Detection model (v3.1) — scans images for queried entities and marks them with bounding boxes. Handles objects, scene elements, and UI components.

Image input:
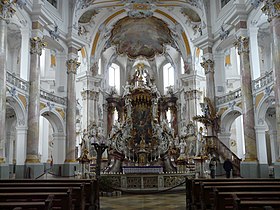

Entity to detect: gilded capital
[200,59,214,74]
[30,37,47,56]
[234,36,250,55]
[261,0,280,22]
[66,58,80,74]
[0,1,16,20]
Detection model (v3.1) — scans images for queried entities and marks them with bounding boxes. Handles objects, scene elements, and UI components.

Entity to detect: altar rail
[100,173,192,192]
[122,166,163,174]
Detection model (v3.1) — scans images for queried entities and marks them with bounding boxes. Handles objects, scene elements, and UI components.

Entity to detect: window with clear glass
[221,0,230,8]
[47,0,57,8]
[108,63,120,94]
[180,57,185,74]
[163,63,174,94]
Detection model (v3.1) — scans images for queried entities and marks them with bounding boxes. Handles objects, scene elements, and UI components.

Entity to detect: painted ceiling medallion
[109,16,173,59]
[123,0,158,18]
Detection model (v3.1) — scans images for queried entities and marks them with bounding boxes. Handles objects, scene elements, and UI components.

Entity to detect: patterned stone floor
[100,192,186,210]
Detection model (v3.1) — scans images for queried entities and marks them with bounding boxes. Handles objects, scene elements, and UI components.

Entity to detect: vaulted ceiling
[74,0,206,68]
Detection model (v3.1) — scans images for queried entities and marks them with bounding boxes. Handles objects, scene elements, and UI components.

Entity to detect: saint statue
[196,127,204,156]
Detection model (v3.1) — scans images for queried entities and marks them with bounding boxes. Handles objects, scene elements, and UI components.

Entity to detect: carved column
[65,59,80,162]
[261,1,280,161]
[200,59,215,106]
[0,19,7,163]
[234,36,258,161]
[25,37,46,163]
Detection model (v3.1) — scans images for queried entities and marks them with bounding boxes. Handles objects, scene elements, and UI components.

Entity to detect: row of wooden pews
[186,178,280,210]
[0,179,97,210]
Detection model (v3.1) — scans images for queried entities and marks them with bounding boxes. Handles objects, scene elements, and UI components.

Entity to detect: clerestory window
[163,63,174,94]
[108,63,120,94]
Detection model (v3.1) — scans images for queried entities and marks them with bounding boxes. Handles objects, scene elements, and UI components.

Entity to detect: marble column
[201,59,215,106]
[261,1,280,161]
[234,36,258,162]
[81,90,95,129]
[0,19,7,164]
[65,59,80,163]
[25,37,46,163]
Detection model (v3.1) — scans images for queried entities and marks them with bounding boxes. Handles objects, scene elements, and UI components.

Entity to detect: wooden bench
[0,179,95,208]
[232,194,280,210]
[214,190,280,209]
[0,194,54,210]
[0,186,84,210]
[201,185,280,210]
[187,178,280,209]
[0,190,72,210]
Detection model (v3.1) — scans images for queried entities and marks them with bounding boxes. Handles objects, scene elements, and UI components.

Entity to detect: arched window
[163,63,174,94]
[108,63,120,94]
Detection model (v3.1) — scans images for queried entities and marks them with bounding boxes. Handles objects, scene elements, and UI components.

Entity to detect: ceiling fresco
[109,16,173,59]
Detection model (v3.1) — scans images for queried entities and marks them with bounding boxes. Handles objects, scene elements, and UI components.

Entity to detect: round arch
[220,107,242,133]
[6,95,26,127]
[40,108,65,135]
[255,94,275,129]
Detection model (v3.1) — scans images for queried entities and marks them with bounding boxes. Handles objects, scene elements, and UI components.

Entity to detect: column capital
[66,58,80,74]
[234,36,250,55]
[81,89,99,100]
[200,59,214,74]
[261,0,280,22]
[30,37,46,56]
[0,1,16,20]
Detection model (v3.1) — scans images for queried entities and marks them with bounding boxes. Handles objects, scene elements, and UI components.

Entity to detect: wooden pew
[232,194,280,210]
[0,190,72,210]
[201,185,280,210]
[0,186,84,210]
[0,194,54,210]
[0,179,95,208]
[187,178,280,209]
[214,189,280,210]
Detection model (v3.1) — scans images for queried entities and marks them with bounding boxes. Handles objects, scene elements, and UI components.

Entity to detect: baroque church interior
[1,0,280,208]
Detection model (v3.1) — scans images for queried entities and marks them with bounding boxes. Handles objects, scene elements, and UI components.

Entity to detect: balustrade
[253,70,273,91]
[216,88,242,105]
[6,71,66,106]
[6,71,29,91]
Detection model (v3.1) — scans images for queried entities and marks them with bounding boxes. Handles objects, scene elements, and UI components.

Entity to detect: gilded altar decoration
[106,63,178,171]
[193,97,221,135]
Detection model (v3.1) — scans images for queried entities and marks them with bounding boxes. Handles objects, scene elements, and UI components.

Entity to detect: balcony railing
[216,88,242,106]
[40,89,66,105]
[7,71,66,106]
[253,70,273,91]
[6,71,29,92]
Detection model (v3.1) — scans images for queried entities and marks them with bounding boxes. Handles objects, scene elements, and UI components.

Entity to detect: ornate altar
[106,63,178,173]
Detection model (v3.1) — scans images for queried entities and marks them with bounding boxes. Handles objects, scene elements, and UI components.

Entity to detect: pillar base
[63,162,79,177]
[15,165,25,179]
[273,162,280,178]
[259,164,269,178]
[24,163,44,179]
[0,163,9,179]
[240,161,259,178]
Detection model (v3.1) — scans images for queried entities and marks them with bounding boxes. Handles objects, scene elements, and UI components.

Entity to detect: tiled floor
[100,192,186,210]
